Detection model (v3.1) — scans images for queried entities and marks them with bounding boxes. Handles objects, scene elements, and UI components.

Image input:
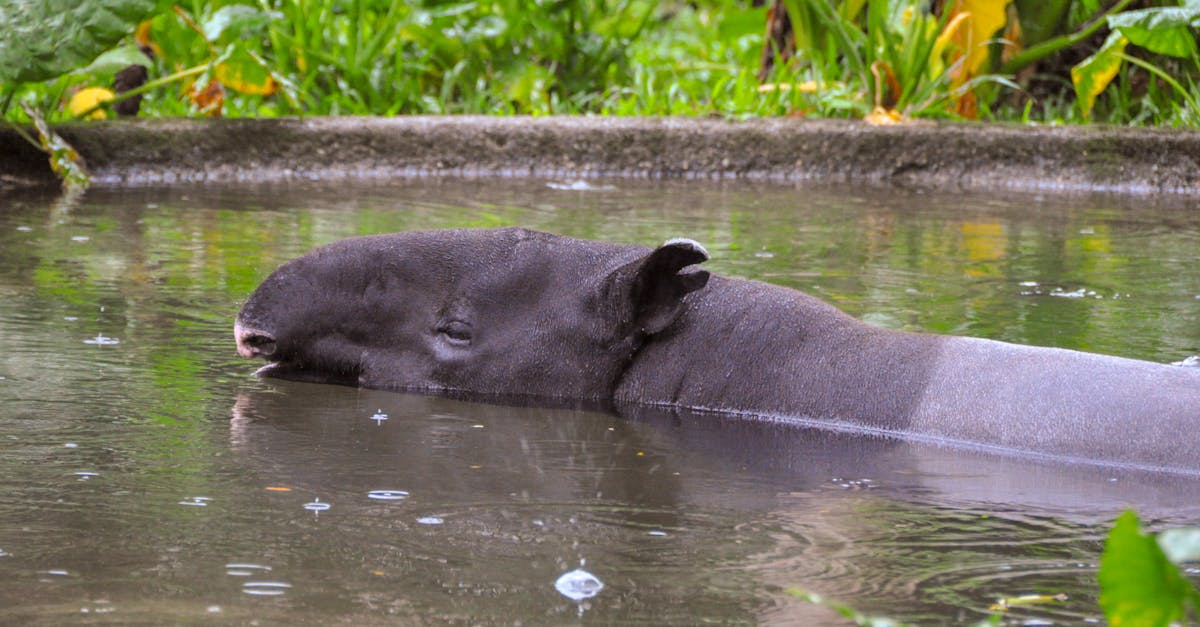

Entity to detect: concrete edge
[2,116,1199,194]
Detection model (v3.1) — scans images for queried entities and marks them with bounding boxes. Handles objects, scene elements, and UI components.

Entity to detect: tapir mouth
[234,322,278,360]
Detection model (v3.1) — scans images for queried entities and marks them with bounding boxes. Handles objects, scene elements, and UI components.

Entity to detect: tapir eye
[436,320,473,346]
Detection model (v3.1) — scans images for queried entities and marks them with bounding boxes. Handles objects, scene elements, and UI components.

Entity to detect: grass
[3,0,1200,126]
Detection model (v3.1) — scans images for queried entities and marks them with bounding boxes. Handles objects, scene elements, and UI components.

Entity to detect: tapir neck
[613,275,944,434]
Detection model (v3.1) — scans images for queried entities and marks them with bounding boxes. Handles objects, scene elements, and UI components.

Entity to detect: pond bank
[3,116,1199,194]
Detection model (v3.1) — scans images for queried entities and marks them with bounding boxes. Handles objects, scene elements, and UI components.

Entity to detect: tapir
[234,227,1200,473]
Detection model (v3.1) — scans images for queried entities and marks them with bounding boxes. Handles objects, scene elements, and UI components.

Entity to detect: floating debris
[303,498,330,513]
[416,516,443,526]
[555,568,604,601]
[83,335,120,345]
[242,581,291,596]
[367,490,409,501]
[989,592,1067,611]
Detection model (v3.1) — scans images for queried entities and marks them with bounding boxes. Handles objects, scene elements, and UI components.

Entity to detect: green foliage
[0,0,156,83]
[1098,510,1200,626]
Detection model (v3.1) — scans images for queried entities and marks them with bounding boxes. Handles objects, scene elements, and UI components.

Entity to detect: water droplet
[367,490,409,501]
[64,442,77,448]
[370,410,388,425]
[303,498,330,512]
[226,563,272,577]
[71,236,90,242]
[83,335,119,345]
[242,581,291,596]
[555,568,603,601]
[416,516,443,525]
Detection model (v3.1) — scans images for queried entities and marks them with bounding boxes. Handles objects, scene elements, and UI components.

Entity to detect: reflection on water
[0,179,1198,624]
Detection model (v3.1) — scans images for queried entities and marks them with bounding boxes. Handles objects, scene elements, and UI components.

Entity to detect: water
[1,179,1199,624]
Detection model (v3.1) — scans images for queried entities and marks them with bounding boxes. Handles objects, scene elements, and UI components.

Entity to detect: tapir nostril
[235,325,277,359]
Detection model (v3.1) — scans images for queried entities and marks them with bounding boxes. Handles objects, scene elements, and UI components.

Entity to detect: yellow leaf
[215,47,278,96]
[864,106,905,125]
[955,0,1012,76]
[68,87,115,120]
[1072,33,1128,122]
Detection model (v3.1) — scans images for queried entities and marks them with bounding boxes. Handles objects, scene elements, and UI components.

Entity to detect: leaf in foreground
[1098,510,1196,626]
[0,0,156,84]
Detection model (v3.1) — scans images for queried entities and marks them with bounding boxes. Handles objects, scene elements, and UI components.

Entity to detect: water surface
[1,179,1198,624]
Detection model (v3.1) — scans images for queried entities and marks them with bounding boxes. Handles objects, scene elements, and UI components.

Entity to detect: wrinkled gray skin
[236,227,1200,473]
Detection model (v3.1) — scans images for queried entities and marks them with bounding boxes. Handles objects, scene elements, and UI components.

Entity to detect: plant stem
[72,64,210,120]
[999,0,1136,76]
[1118,52,1200,118]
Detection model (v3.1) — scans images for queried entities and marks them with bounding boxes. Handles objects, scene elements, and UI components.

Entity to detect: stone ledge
[2,116,1199,194]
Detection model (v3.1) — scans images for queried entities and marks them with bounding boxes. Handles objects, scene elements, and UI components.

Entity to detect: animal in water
[235,228,1200,473]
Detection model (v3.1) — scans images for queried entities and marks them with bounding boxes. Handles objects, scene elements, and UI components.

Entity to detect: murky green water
[1,179,1198,624]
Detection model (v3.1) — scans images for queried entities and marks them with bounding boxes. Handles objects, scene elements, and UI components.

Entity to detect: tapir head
[234,227,709,400]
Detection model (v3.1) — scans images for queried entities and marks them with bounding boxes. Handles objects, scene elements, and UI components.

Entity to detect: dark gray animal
[235,228,1200,473]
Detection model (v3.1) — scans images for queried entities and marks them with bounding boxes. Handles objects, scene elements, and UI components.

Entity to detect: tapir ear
[606,237,711,335]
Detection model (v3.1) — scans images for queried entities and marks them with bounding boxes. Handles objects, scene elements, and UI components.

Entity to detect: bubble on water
[207,606,221,614]
[83,335,120,345]
[16,226,32,232]
[367,490,409,501]
[0,548,9,557]
[370,410,388,425]
[416,516,443,525]
[753,251,774,259]
[303,498,330,512]
[178,496,211,507]
[555,568,603,601]
[71,236,90,242]
[64,442,77,448]
[74,471,99,480]
[242,581,291,596]
[1172,355,1199,368]
[226,563,272,577]
[63,316,78,321]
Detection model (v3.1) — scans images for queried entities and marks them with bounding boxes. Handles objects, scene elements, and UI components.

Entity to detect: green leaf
[0,0,156,83]
[74,44,153,76]
[1071,31,1127,121]
[1107,6,1200,58]
[1159,528,1200,564]
[1098,510,1193,626]
[201,4,275,44]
